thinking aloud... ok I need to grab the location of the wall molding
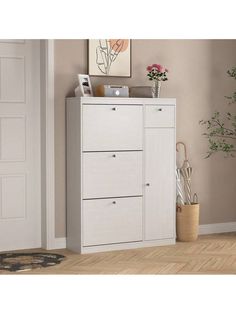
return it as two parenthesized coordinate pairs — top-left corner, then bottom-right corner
(46, 39), (57, 250)
(41, 39), (57, 250)
(42, 40), (65, 250)
(46, 39), (55, 249)
(199, 222), (236, 235)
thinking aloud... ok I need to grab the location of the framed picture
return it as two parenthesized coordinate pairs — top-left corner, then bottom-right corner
(88, 39), (131, 77)
(78, 74), (93, 97)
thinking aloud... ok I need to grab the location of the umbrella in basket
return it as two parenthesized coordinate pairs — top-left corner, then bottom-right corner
(176, 142), (193, 205)
(176, 168), (185, 205)
(181, 166), (192, 205)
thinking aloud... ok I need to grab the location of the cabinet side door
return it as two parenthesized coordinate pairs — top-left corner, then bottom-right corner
(144, 128), (175, 240)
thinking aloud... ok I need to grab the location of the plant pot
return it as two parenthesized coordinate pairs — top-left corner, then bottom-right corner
(176, 203), (200, 242)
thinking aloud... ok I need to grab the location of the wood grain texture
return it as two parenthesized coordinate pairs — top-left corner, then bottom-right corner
(2, 233), (236, 274)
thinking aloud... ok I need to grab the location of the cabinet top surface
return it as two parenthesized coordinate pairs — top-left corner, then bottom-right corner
(67, 97), (176, 106)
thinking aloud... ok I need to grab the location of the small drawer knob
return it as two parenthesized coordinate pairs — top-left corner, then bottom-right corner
(112, 154), (116, 158)
(112, 201), (116, 204)
(146, 183), (150, 186)
(157, 108), (162, 111)
(112, 107), (117, 111)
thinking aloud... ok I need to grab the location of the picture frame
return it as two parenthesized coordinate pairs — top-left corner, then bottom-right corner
(88, 39), (131, 77)
(78, 74), (93, 97)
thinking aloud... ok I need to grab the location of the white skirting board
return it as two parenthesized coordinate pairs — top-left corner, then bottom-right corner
(199, 222), (236, 235)
(51, 237), (67, 249)
(53, 222), (236, 250)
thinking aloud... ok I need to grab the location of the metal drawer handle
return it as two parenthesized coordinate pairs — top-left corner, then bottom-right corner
(112, 107), (117, 111)
(112, 154), (116, 158)
(112, 201), (116, 204)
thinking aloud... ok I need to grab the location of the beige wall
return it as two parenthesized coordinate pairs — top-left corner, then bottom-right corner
(54, 39), (236, 238)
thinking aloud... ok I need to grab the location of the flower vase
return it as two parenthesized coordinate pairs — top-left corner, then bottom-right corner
(152, 80), (161, 98)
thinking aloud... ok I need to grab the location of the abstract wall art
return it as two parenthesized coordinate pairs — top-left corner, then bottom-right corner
(88, 39), (131, 77)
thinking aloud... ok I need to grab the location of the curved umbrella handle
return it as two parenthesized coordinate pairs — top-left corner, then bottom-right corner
(176, 141), (188, 160)
(193, 193), (198, 204)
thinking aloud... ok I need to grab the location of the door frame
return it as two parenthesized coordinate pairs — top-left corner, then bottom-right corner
(41, 39), (65, 249)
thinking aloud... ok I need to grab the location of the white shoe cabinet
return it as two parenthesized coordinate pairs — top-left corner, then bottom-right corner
(66, 97), (176, 253)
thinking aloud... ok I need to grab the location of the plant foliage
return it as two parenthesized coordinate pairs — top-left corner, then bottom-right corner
(200, 67), (236, 157)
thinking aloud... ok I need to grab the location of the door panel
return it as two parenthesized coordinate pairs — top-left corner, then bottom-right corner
(0, 40), (41, 251)
(1, 175), (26, 219)
(144, 128), (175, 240)
(0, 56), (25, 102)
(1, 116), (25, 160)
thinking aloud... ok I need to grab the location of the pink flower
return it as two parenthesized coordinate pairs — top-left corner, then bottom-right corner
(152, 64), (161, 71)
(159, 65), (166, 73)
(147, 63), (169, 75)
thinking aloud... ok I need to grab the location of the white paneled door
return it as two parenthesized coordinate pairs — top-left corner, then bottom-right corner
(145, 128), (175, 241)
(0, 40), (41, 251)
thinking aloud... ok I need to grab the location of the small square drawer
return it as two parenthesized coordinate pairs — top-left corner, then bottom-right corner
(83, 197), (143, 246)
(145, 105), (175, 127)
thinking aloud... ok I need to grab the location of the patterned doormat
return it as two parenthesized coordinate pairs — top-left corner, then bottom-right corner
(0, 253), (65, 272)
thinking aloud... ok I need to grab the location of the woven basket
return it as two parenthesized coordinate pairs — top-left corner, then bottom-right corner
(176, 203), (200, 242)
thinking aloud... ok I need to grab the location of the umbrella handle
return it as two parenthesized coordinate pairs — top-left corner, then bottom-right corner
(176, 204), (182, 213)
(176, 141), (188, 160)
(193, 193), (198, 204)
